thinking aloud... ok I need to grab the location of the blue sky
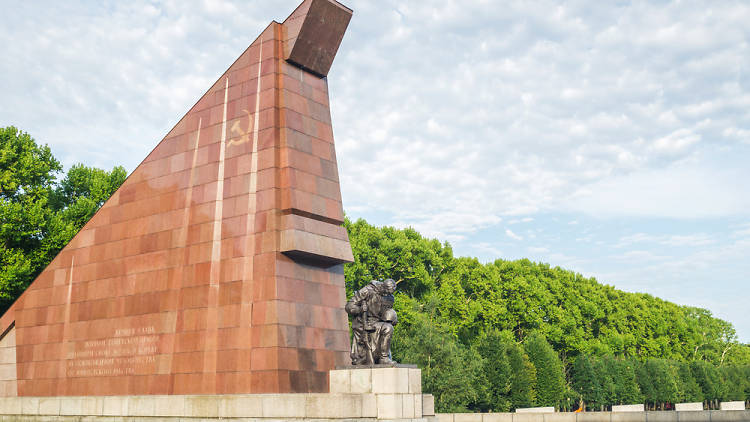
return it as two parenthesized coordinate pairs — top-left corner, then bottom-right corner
(1, 0), (749, 341)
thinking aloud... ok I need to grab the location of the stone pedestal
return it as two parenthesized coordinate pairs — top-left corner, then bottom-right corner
(329, 366), (433, 419)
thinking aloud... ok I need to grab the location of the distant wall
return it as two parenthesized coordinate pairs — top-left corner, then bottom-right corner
(0, 326), (16, 396)
(438, 410), (750, 422)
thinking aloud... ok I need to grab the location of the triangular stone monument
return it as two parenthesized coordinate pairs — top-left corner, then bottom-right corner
(0, 0), (353, 396)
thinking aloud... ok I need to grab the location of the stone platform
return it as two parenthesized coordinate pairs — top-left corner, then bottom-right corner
(0, 367), (436, 421)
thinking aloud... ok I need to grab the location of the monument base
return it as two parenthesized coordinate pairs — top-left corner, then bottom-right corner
(0, 368), (435, 421)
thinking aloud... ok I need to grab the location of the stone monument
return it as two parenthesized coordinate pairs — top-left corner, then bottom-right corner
(0, 2), (436, 420)
(0, 0), (355, 396)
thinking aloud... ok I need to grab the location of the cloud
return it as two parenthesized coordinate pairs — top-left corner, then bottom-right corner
(505, 229), (523, 241)
(3, 0), (750, 340)
(564, 158), (750, 218)
(617, 233), (716, 248)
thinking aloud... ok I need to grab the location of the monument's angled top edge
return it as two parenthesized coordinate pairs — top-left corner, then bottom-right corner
(283, 0), (353, 77)
(282, 0), (352, 24)
(328, 0), (353, 13)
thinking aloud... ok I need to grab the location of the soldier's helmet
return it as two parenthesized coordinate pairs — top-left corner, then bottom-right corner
(382, 308), (398, 326)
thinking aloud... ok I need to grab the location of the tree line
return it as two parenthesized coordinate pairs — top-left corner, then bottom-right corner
(344, 218), (750, 412)
(1, 127), (748, 412)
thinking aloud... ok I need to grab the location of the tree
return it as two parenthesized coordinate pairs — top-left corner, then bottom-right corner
(603, 356), (642, 405)
(1, 127), (61, 307)
(572, 355), (603, 410)
(506, 341), (537, 409)
(677, 361), (703, 403)
(0, 127), (125, 311)
(721, 365), (747, 401)
(524, 332), (566, 409)
(475, 330), (513, 412)
(391, 294), (487, 412)
(691, 360), (727, 408)
(344, 218), (453, 298)
(644, 359), (680, 410)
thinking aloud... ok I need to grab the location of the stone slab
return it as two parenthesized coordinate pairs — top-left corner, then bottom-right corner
(676, 411), (713, 422)
(373, 367), (410, 394)
(516, 407), (555, 413)
(719, 401), (745, 411)
(542, 414), (576, 422)
(574, 413), (611, 422)
(352, 368), (373, 393)
(709, 410), (750, 421)
(423, 394), (435, 416)
(674, 402), (703, 411)
(482, 413), (513, 422)
(513, 413), (546, 422)
(638, 411), (672, 422)
(611, 404), (644, 412)
(454, 413), (482, 422)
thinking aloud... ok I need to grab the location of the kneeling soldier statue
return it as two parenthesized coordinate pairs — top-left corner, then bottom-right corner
(345, 278), (398, 365)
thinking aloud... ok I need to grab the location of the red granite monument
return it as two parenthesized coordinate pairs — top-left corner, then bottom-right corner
(0, 0), (353, 396)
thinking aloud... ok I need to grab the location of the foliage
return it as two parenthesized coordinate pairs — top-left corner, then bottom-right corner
(343, 218), (750, 411)
(506, 340), (537, 409)
(0, 127), (125, 311)
(2, 129), (748, 412)
(524, 332), (566, 408)
(475, 330), (513, 412)
(391, 294), (487, 412)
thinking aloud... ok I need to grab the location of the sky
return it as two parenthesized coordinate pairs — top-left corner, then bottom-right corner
(1, 0), (749, 341)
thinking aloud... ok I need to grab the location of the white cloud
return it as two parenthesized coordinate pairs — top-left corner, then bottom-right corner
(505, 229), (523, 241)
(3, 0), (750, 339)
(617, 233), (716, 248)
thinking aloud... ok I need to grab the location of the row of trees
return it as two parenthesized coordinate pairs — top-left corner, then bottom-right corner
(0, 126), (126, 310)
(344, 218), (750, 412)
(572, 356), (749, 411)
(393, 300), (750, 412)
(1, 127), (748, 412)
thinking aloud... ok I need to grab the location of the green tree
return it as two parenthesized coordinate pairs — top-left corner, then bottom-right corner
(691, 360), (727, 408)
(721, 365), (747, 401)
(524, 332), (566, 409)
(644, 359), (680, 410)
(1, 127), (61, 307)
(506, 341), (537, 409)
(475, 330), (513, 412)
(391, 294), (487, 412)
(0, 127), (125, 311)
(677, 361), (703, 403)
(572, 355), (603, 410)
(603, 356), (642, 405)
(344, 218), (453, 298)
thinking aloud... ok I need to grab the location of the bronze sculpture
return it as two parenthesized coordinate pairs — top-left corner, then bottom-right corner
(345, 279), (398, 365)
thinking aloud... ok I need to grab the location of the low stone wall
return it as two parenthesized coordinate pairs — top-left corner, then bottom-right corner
(0, 393), (436, 421)
(438, 410), (750, 422)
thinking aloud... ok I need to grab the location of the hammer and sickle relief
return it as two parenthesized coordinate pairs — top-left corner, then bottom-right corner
(226, 109), (253, 147)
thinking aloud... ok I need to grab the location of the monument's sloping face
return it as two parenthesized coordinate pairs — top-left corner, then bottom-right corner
(0, 0), (353, 396)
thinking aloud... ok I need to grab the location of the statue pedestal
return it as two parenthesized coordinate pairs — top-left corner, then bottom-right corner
(330, 366), (433, 419)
